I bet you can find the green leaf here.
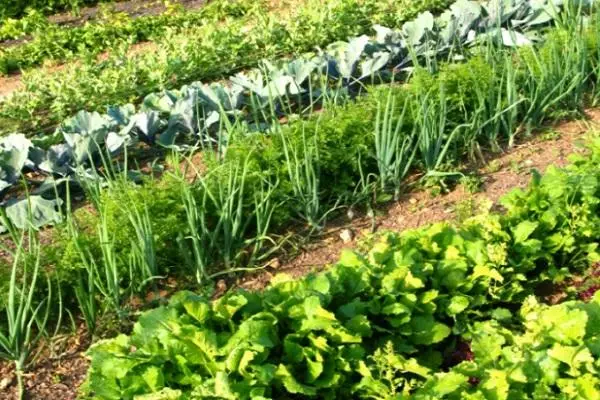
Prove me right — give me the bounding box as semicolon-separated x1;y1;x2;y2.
5;196;63;230
224;314;278;352
447;295;470;316
338;249;365;267
471;265;504;282
214;293;249;321
416;371;468;397
410;315;451;345
178;292;210;324
490;308;512;321
481;369;509;400
133;388;182;400
512;220;538;243
345;315;372;337
276;364;317;395
141;366;165;392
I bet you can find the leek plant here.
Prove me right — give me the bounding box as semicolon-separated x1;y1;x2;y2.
279;124;339;232
373;89;416;200
93;207;128;321
177;154;278;284
468;51;523;155
519;23;588;136
127;202;160;293
68;192;130;330
64;185;98;336
0;228;51;400
413;86;469;181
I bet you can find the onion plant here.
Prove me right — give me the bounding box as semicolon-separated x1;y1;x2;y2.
177;154;278;284
0;228;51;400
413;85;469;181
127;202;160;293
468;50;524;154
64;185;99;336
519;21;588;135
279;124;339;232
93;205;128;321
373;89;417;200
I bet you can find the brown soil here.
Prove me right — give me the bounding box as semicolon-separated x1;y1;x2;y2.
0;326;90;400
0;110;597;399
49;0;205;28
0;74;23;100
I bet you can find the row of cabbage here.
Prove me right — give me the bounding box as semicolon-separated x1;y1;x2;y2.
0;0;590;231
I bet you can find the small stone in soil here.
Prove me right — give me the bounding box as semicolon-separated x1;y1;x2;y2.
267;258;281;269
0;376;13;390
339;229;354;243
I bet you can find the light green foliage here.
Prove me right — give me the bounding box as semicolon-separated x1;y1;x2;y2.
412;294;600;399
84;138;600;398
0;0;105;19
0;231;53;399
0;0;260;75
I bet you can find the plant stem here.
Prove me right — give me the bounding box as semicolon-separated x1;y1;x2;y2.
15;362;24;400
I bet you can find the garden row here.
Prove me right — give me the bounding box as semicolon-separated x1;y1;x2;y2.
0;0;596;314
0;0;455;135
81;133;600;398
0;0;579;231
0;0;596;347
0;0;257;76
0;0;108;20
2;3;600;397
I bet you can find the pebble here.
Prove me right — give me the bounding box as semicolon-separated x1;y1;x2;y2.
0;376;13;390
267;258;281;269
339;229;354;243
346;208;355;220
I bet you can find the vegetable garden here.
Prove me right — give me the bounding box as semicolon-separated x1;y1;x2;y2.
1;0;600;398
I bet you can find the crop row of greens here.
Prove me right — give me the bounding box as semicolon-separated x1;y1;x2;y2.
0;0;108;20
0;0;595;334
0;0;598;317
1;3;600;396
0;0;259;76
0;0;581;231
80;134;600;398
0;0;455;135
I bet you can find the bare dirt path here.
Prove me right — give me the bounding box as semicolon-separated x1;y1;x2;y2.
0;110;597;399
0;74;22;100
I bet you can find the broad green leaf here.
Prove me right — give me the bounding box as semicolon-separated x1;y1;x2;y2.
447;295;470;316
481;369;509;400
471;265;504;282
133;388;182;400
275;365;317;395
141;366;165;392
410;315;451;345
512;220;538;243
